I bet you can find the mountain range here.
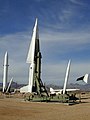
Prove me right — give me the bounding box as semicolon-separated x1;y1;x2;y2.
0;82;90;92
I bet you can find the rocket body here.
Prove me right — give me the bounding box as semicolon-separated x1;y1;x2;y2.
3;52;9;93
63;60;71;94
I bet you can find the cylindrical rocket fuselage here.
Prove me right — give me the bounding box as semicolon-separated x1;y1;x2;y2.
3;52;9;92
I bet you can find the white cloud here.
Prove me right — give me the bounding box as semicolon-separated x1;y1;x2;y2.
69;0;84;5
40;30;90;54
58;9;73;22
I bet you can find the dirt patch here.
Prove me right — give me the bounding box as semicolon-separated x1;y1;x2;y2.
0;95;90;120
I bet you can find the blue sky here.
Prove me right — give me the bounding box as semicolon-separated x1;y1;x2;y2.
0;0;90;85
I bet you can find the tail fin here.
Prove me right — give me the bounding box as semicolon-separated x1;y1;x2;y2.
50;88;54;92
63;60;71;94
77;74;90;84
83;74;89;83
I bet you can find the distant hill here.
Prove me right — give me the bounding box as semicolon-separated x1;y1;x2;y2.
67;83;90;91
0;82;90;92
46;83;90;92
0;82;26;89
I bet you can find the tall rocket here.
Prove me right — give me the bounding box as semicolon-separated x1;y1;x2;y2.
3;51;9;93
26;18;40;93
20;18;48;96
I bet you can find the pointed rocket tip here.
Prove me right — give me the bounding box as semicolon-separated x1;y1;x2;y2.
35;18;38;26
5;51;8;54
32;17;38;33
68;59;71;64
69;59;71;62
36;17;38;22
5;51;8;57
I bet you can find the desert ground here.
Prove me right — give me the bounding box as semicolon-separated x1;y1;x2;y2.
0;93;90;120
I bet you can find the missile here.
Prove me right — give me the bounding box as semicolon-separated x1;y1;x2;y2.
20;18;48;96
6;77;13;93
20;18;38;93
20;18;41;93
3;51;9;93
63;60;71;94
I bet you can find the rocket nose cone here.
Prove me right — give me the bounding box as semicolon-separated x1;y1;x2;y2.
5;51;8;56
35;18;38;23
4;51;8;65
5;51;8;59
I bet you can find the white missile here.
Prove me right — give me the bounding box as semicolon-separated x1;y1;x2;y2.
27;18;38;93
63;60;71;94
20;18;39;93
20;18;47;95
6;77;13;93
3;51;9;93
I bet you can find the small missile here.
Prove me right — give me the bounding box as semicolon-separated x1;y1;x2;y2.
3;51;9;93
6;77;13;93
